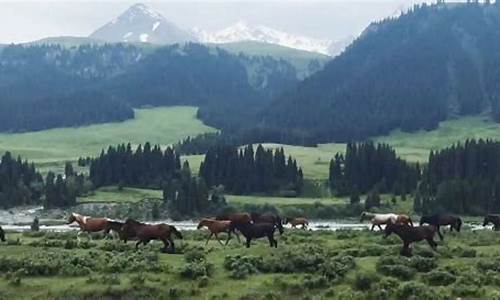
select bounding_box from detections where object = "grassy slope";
[78,187,162,204]
[0,106,216,173]
[1,229,500,299]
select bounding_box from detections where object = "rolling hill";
[260,3,500,143]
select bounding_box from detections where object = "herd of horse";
[1,212,500,256]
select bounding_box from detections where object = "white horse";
[360,212,399,231]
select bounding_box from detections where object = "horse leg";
[370,224,375,231]
[77,231,82,243]
[426,238,438,251]
[135,240,142,250]
[215,233,224,246]
[437,226,444,241]
[225,231,231,246]
[234,231,241,243]
[168,237,175,253]
[377,224,383,231]
[205,233,213,246]
[246,238,251,248]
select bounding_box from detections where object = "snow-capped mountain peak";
[195,20,346,56]
[90,3,196,44]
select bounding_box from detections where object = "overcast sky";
[0,0,430,44]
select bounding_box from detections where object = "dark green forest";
[200,145,303,196]
[415,139,500,215]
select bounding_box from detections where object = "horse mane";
[170,225,183,239]
[125,218,144,226]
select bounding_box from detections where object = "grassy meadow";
[1,227,500,299]
[0,106,216,174]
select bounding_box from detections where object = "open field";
[78,187,163,204]
[0,107,216,174]
[1,227,500,299]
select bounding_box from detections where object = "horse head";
[197,219,208,230]
[67,213,78,224]
[383,219,397,238]
[0,226,5,242]
[360,212,368,222]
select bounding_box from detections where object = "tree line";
[0,152,88,209]
[415,139,500,215]
[200,144,303,196]
[329,142,420,199]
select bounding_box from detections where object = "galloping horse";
[230,221,278,248]
[384,221,438,257]
[419,214,462,241]
[483,214,500,231]
[67,213,109,240]
[0,225,5,242]
[197,218,235,246]
[121,219,183,253]
[284,217,309,229]
[360,212,413,231]
[250,212,284,235]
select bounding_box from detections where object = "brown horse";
[197,218,235,246]
[121,219,183,253]
[0,226,5,242]
[483,214,500,231]
[360,212,413,231]
[251,212,284,235]
[67,212,109,240]
[384,221,437,257]
[284,217,309,229]
[216,212,252,242]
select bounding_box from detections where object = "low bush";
[452,284,483,298]
[353,272,379,291]
[184,247,206,263]
[223,255,263,279]
[180,261,213,279]
[396,281,439,300]
[423,270,456,286]
[408,256,437,272]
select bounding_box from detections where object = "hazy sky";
[0,0,428,44]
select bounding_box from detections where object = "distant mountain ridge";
[90,3,196,44]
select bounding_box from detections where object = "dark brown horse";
[216,212,252,242]
[384,222,437,257]
[483,214,500,231]
[230,221,278,248]
[251,212,284,235]
[104,220,125,239]
[284,217,309,229]
[0,226,5,242]
[419,214,462,241]
[67,212,109,240]
[121,219,183,253]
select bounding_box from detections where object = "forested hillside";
[261,2,500,143]
[0,43,299,133]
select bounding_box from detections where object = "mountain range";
[88,3,349,56]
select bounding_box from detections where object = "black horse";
[230,222,278,248]
[483,214,500,231]
[0,226,5,242]
[384,222,437,257]
[419,214,462,241]
[250,212,284,235]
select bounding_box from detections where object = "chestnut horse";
[360,212,413,231]
[384,221,437,257]
[284,217,309,229]
[0,225,5,242]
[419,214,462,241]
[251,212,284,235]
[483,214,500,231]
[67,212,109,240]
[197,218,236,246]
[121,219,183,253]
[230,221,278,248]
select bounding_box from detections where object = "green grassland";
[1,227,500,299]
[78,187,162,204]
[0,106,216,173]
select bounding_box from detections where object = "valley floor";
[1,227,500,299]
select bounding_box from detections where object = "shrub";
[408,256,437,272]
[223,255,263,279]
[396,281,438,300]
[184,247,206,263]
[354,272,379,291]
[452,284,482,298]
[377,264,415,280]
[180,261,213,279]
[451,246,476,258]
[423,270,456,286]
